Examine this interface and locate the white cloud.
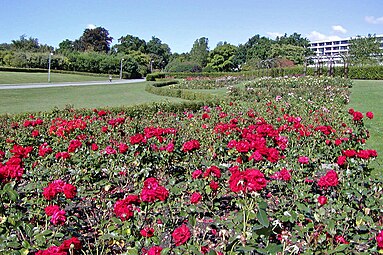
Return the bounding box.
[365,16,383,24]
[267,32,284,39]
[86,24,97,29]
[307,31,341,42]
[332,25,347,34]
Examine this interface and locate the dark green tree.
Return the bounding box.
[190,37,209,67]
[11,35,40,52]
[206,42,238,71]
[348,34,383,65]
[78,26,113,53]
[113,34,147,54]
[146,36,171,70]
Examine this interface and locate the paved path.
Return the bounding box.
[0,78,146,90]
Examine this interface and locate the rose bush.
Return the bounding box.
[0,76,381,254]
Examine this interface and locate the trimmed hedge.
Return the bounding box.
[0,66,116,77]
[146,72,166,81]
[145,83,220,102]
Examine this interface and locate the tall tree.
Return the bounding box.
[113,34,147,54]
[270,44,306,65]
[78,26,113,53]
[206,43,238,71]
[189,37,209,67]
[348,34,383,65]
[11,35,40,52]
[276,32,310,48]
[147,36,171,70]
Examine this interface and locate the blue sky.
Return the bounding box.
[1,0,382,53]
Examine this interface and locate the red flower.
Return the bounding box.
[59,237,82,251]
[130,133,145,145]
[190,192,202,204]
[118,143,129,154]
[366,111,374,119]
[352,111,363,121]
[146,246,163,255]
[141,178,169,203]
[210,180,219,190]
[91,143,99,151]
[298,156,309,164]
[270,168,291,181]
[318,170,339,188]
[104,146,117,155]
[203,165,221,179]
[334,235,349,244]
[63,184,77,199]
[229,168,267,193]
[140,227,155,237]
[172,224,191,246]
[342,149,356,157]
[45,205,60,216]
[337,155,347,166]
[317,196,327,206]
[192,169,203,179]
[51,209,66,225]
[376,230,383,249]
[182,139,200,152]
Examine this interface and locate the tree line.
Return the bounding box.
[0,27,381,77]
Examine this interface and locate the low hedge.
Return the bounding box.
[0,66,115,77]
[145,83,220,102]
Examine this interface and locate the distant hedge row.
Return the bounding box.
[145,82,219,102]
[153,65,383,80]
[0,66,114,77]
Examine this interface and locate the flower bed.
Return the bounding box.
[0,76,382,254]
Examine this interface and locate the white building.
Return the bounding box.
[309,34,383,65]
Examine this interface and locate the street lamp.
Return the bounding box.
[120,58,124,79]
[150,60,154,73]
[48,52,53,83]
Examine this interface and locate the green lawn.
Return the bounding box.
[349,80,383,172]
[0,71,110,84]
[0,82,183,114]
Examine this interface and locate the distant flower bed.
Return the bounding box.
[0,76,382,254]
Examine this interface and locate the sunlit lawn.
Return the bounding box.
[0,82,183,114]
[0,71,110,84]
[349,80,383,174]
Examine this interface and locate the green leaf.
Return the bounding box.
[256,209,269,228]
[328,244,348,254]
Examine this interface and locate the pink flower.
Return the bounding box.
[51,209,66,225]
[298,156,310,164]
[140,227,155,237]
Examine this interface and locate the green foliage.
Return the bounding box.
[146,72,166,81]
[207,43,238,72]
[349,34,383,66]
[77,26,113,53]
[165,60,202,73]
[190,37,209,67]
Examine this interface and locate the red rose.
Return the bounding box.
[317,196,327,206]
[140,227,155,237]
[172,224,191,246]
[366,111,374,119]
[118,143,129,154]
[376,230,383,249]
[337,155,347,166]
[334,235,349,244]
[91,143,99,151]
[146,246,163,255]
[155,186,169,201]
[60,237,82,251]
[352,111,363,121]
[51,209,66,225]
[210,180,219,190]
[182,139,200,152]
[45,205,60,216]
[190,192,202,204]
[63,184,77,199]
[318,170,339,188]
[298,156,309,164]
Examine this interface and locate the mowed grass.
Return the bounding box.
[0,71,110,84]
[349,80,383,172]
[0,82,183,114]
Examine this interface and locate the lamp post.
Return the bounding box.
[120,58,124,79]
[150,60,154,73]
[48,52,53,83]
